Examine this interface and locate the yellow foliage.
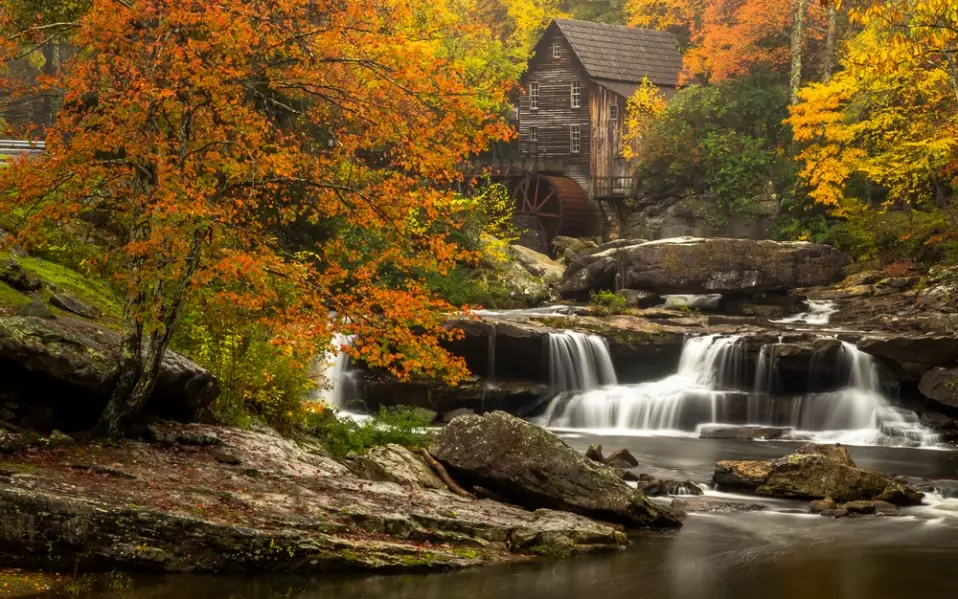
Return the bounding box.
[622,78,668,160]
[789,1,958,216]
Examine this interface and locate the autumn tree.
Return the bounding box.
[0,0,509,436]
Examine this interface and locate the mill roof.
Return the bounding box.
[553,19,681,88]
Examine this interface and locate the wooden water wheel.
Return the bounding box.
[512,175,590,244]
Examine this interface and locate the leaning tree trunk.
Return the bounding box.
[790,0,809,104]
[95,228,205,438]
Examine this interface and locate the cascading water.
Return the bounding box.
[772,300,839,325]
[546,331,617,393]
[315,334,358,409]
[539,335,939,447]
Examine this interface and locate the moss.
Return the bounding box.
[0,253,120,318]
[451,548,481,560]
[526,544,574,559]
[0,463,37,474]
[0,282,30,308]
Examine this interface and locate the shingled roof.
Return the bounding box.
[553,19,681,88]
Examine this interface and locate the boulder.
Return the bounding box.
[509,245,565,282]
[17,301,53,319]
[0,315,219,430]
[585,444,604,463]
[0,260,41,292]
[552,236,598,263]
[919,367,958,409]
[348,444,445,489]
[431,412,682,528]
[605,449,639,469]
[560,237,848,298]
[49,293,99,319]
[712,443,923,505]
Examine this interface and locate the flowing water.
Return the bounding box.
[772,299,840,325]
[539,335,939,448]
[546,330,618,393]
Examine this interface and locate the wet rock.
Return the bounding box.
[820,508,849,518]
[431,412,682,528]
[670,497,765,513]
[0,260,41,292]
[347,444,444,489]
[16,301,53,319]
[636,474,703,497]
[605,449,639,469]
[841,500,898,515]
[614,468,639,482]
[919,367,958,409]
[0,316,219,430]
[699,425,789,441]
[49,293,99,319]
[809,498,837,513]
[585,444,605,463]
[560,237,848,298]
[857,336,958,382]
[713,443,923,505]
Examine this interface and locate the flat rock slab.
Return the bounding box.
[699,425,790,440]
[0,423,625,573]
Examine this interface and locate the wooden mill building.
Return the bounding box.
[508,19,681,252]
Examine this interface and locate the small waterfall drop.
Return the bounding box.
[772,300,839,325]
[546,331,617,393]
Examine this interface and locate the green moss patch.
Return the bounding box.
[0,253,120,318]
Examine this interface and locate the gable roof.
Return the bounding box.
[553,19,681,88]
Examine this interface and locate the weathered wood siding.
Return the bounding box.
[518,24,592,196]
[589,85,637,198]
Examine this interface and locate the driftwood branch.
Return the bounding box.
[419,448,473,498]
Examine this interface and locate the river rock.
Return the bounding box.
[605,449,639,469]
[856,336,958,381]
[348,444,445,489]
[431,412,682,528]
[559,237,848,297]
[919,367,958,409]
[670,497,765,513]
[712,443,923,505]
[585,444,605,463]
[809,497,837,513]
[0,315,218,430]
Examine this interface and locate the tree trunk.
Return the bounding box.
[95,228,206,438]
[790,0,809,104]
[823,4,839,81]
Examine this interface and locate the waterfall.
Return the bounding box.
[315,334,357,408]
[539,335,939,447]
[546,331,617,393]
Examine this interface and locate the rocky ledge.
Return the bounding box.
[0,416,681,574]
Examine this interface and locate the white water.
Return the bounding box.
[476,305,579,319]
[547,331,617,393]
[315,333,358,409]
[539,335,939,447]
[772,300,839,325]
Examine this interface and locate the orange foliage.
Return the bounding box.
[0,0,509,419]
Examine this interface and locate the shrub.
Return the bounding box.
[306,405,434,458]
[589,290,629,315]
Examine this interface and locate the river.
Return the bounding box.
[56,433,958,599]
